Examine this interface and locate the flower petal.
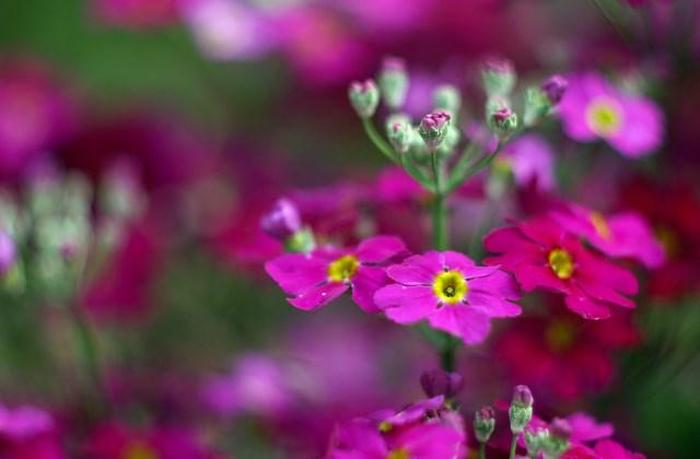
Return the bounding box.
[466,292,521,318]
[375,285,436,324]
[288,282,348,311]
[351,266,390,313]
[564,292,611,320]
[356,236,406,263]
[428,307,492,345]
[265,253,327,295]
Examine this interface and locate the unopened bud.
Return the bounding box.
[260,198,302,241]
[523,87,551,127]
[284,228,316,253]
[481,57,516,97]
[540,75,568,105]
[473,406,496,443]
[509,385,533,434]
[542,418,571,458]
[386,114,414,154]
[489,106,518,137]
[378,57,409,110]
[433,84,461,115]
[418,110,452,151]
[348,79,380,119]
[420,369,464,399]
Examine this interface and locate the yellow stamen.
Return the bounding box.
[545,319,576,353]
[586,98,623,136]
[433,270,468,305]
[327,254,360,283]
[590,212,611,239]
[387,448,410,459]
[122,442,158,459]
[548,249,574,280]
[379,421,392,433]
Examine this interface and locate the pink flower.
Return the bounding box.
[557,72,663,157]
[0,405,64,459]
[551,203,665,268]
[497,134,555,192]
[496,310,640,401]
[563,440,645,459]
[374,251,521,344]
[265,236,407,312]
[484,217,639,320]
[327,414,464,459]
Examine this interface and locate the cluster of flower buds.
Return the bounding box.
[525,417,572,459]
[260,198,315,253]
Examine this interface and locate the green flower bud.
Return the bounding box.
[418,110,452,151]
[541,418,571,459]
[473,406,496,443]
[385,114,414,154]
[378,57,409,110]
[284,228,316,253]
[348,79,380,119]
[433,84,461,115]
[481,57,516,97]
[509,385,533,434]
[523,86,552,127]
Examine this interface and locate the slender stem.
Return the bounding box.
[430,154,448,251]
[479,442,486,459]
[70,304,105,406]
[362,118,398,164]
[509,435,518,459]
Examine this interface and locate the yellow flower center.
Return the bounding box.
[586,98,623,136]
[590,212,611,239]
[548,249,574,280]
[387,448,410,459]
[379,421,392,433]
[433,270,468,305]
[545,319,576,353]
[327,254,359,282]
[122,442,158,459]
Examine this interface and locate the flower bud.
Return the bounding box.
[540,75,568,105]
[385,114,414,154]
[348,79,380,119]
[489,106,518,138]
[284,228,316,253]
[260,198,302,241]
[481,57,516,97]
[433,84,461,115]
[378,57,409,110]
[473,406,496,443]
[541,418,571,458]
[0,230,16,276]
[523,87,551,127]
[420,370,463,399]
[418,110,452,151]
[509,385,533,434]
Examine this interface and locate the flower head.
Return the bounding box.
[558,72,663,157]
[497,134,555,192]
[349,79,380,119]
[418,110,452,150]
[484,217,639,319]
[551,203,665,268]
[374,251,521,344]
[266,236,406,312]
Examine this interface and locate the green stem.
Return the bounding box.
[362,118,398,164]
[479,442,486,459]
[509,435,518,459]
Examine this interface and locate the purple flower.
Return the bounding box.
[551,203,665,269]
[498,134,555,191]
[420,370,463,398]
[265,236,407,312]
[374,251,521,345]
[0,405,53,440]
[558,72,663,157]
[541,74,568,105]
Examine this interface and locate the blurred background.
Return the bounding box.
[0,0,698,457]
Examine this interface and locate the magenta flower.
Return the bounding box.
[327,416,464,459]
[484,217,639,319]
[497,134,555,192]
[551,203,665,268]
[374,251,521,344]
[557,72,663,157]
[265,236,407,312]
[563,440,645,459]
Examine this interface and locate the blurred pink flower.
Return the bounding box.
[374,251,521,344]
[0,405,64,459]
[558,72,663,157]
[499,134,555,192]
[551,203,665,268]
[266,236,406,312]
[484,217,638,320]
[91,0,179,28]
[0,60,77,180]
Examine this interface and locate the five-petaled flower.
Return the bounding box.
[265,236,406,312]
[484,217,639,320]
[373,251,521,344]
